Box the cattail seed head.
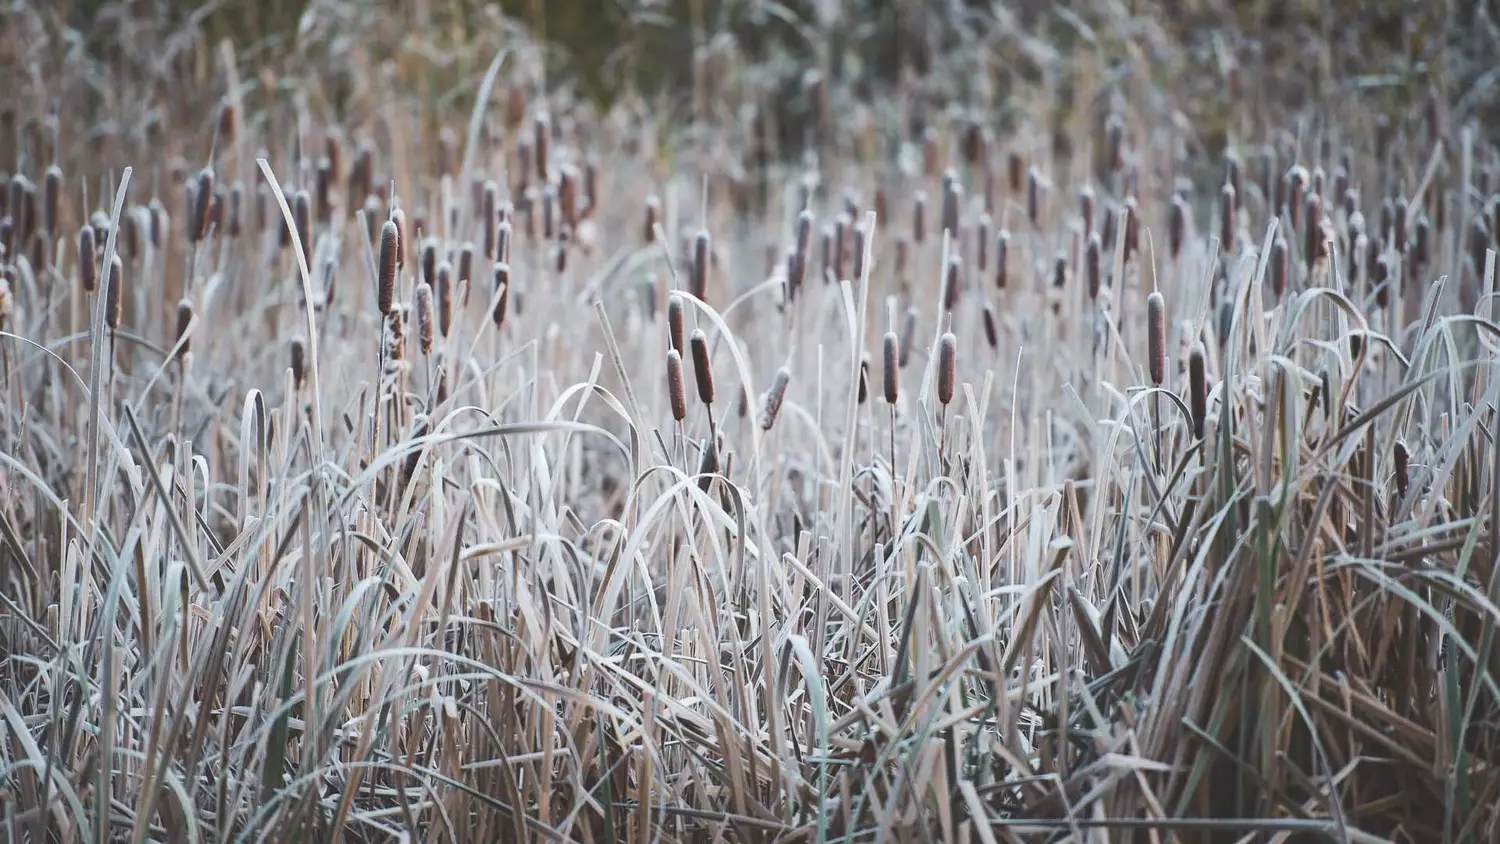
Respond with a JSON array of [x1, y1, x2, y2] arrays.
[[995, 229, 1010, 288], [667, 293, 685, 353], [1304, 193, 1324, 265], [1078, 184, 1096, 234], [1219, 182, 1237, 250], [696, 437, 719, 492], [492, 263, 511, 328], [941, 173, 962, 236], [1026, 166, 1043, 225], [1123, 195, 1141, 259], [1085, 232, 1103, 298], [899, 307, 917, 367], [1393, 440, 1409, 498], [857, 356, 870, 404], [77, 225, 97, 292], [290, 339, 306, 390], [760, 366, 791, 430], [1105, 114, 1124, 173], [1412, 214, 1430, 266], [943, 255, 962, 310], [691, 229, 710, 300], [377, 219, 399, 315], [315, 157, 333, 223], [419, 238, 437, 288], [175, 298, 193, 355], [982, 302, 998, 349], [1373, 252, 1392, 308], [191, 167, 215, 243], [851, 224, 867, 281], [883, 331, 899, 403], [1007, 151, 1025, 194], [292, 189, 312, 251], [666, 348, 687, 421], [42, 164, 61, 235], [976, 213, 992, 271], [534, 112, 551, 182], [227, 181, 245, 238], [1147, 291, 1167, 386], [689, 328, 715, 404], [1052, 250, 1068, 290], [1188, 342, 1207, 439], [1269, 237, 1289, 298], [644, 195, 660, 245], [435, 260, 454, 337], [936, 332, 957, 407], [912, 191, 927, 244], [1224, 152, 1242, 207], [458, 242, 475, 305], [1167, 195, 1186, 259], [104, 254, 123, 330], [415, 281, 435, 355]]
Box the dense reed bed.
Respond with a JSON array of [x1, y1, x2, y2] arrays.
[[1, 1, 1498, 842]]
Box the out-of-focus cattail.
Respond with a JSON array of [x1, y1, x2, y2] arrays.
[[1219, 182, 1237, 250], [899, 307, 917, 367], [105, 254, 123, 330], [435, 260, 454, 337], [458, 243, 475, 306], [1078, 184, 1096, 234], [761, 366, 791, 430], [667, 292, 685, 353], [1188, 342, 1207, 439], [1286, 165, 1308, 233], [292, 189, 312, 251], [559, 165, 580, 228], [922, 127, 941, 178], [7, 175, 24, 227], [943, 255, 962, 310], [541, 184, 557, 240], [1123, 195, 1141, 259], [226, 181, 245, 239], [976, 213, 992, 271], [666, 348, 687, 421], [415, 281, 435, 355], [0, 217, 11, 260], [0, 275, 10, 330], [696, 437, 719, 492], [390, 207, 408, 268], [534, 112, 551, 182], [19, 181, 35, 242], [1007, 151, 1024, 194], [936, 332, 957, 407], [1147, 290, 1166, 386], [982, 301, 998, 349], [1168, 194, 1186, 259], [1105, 114, 1125, 174], [175, 298, 193, 356], [1304, 193, 1323, 265], [290, 339, 306, 391], [43, 165, 61, 235], [437, 127, 456, 178], [995, 229, 1010, 288], [419, 238, 437, 288], [912, 191, 927, 244], [851, 224, 867, 281], [689, 328, 714, 404], [1393, 440, 1409, 498], [377, 219, 399, 315], [350, 140, 374, 204], [691, 229, 710, 301], [883, 331, 899, 403], [1026, 166, 1043, 226], [644, 195, 660, 244], [1085, 232, 1102, 298], [146, 200, 165, 251], [1469, 216, 1490, 280], [77, 225, 97, 292], [857, 356, 870, 404], [1225, 152, 1242, 208], [495, 219, 512, 265], [818, 224, 835, 284], [481, 181, 499, 259], [1270, 237, 1289, 298], [492, 263, 511, 328], [1412, 214, 1430, 266], [792, 208, 813, 290], [941, 172, 962, 236], [1394, 196, 1409, 249]]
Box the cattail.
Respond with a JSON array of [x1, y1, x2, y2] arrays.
[[666, 348, 687, 421], [1469, 216, 1489, 279], [559, 165, 580, 228], [995, 229, 1010, 288], [689, 328, 715, 404], [415, 282, 435, 354], [1105, 114, 1124, 173], [458, 243, 475, 306], [936, 332, 957, 407], [1286, 166, 1307, 233], [1224, 152, 1242, 208], [321, 254, 338, 310], [435, 261, 454, 337], [390, 207, 409, 268], [941, 173, 962, 236], [0, 217, 11, 261], [374, 219, 400, 316], [1052, 250, 1068, 291], [1304, 193, 1323, 265], [1269, 237, 1289, 298], [225, 181, 245, 238], [0, 276, 10, 330], [761, 367, 791, 430], [691, 229, 710, 300], [644, 195, 660, 244], [1393, 440, 1409, 498], [1219, 182, 1236, 250], [77, 225, 97, 292], [437, 127, 456, 178], [6, 175, 22, 228], [541, 185, 557, 240], [19, 182, 35, 243], [1412, 214, 1430, 266], [982, 302, 998, 349], [148, 200, 167, 250], [976, 213, 992, 271], [851, 224, 867, 281], [358, 195, 381, 246], [43, 164, 60, 235], [534, 112, 551, 182], [492, 263, 511, 328], [791, 209, 813, 290], [104, 254, 123, 330], [922, 127, 941, 178], [1026, 166, 1042, 226], [1373, 252, 1391, 308], [419, 238, 437, 288], [883, 331, 899, 403], [912, 191, 927, 244], [481, 181, 500, 259], [290, 339, 306, 391], [667, 293, 685, 353], [28, 230, 46, 273], [1007, 151, 1024, 194], [1085, 232, 1102, 298], [191, 167, 215, 243], [1167, 194, 1186, 259], [496, 219, 512, 265], [1147, 291, 1166, 386], [943, 255, 962, 310], [1188, 342, 1207, 439], [1123, 196, 1140, 259], [175, 298, 193, 355], [292, 189, 312, 251], [857, 357, 870, 404], [899, 307, 917, 367]]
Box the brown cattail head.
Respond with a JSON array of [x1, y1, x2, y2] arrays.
[[883, 331, 899, 403], [1269, 237, 1289, 298], [982, 301, 998, 348], [912, 191, 927, 244], [149, 200, 167, 250], [1147, 290, 1166, 386], [667, 292, 685, 353], [1026, 166, 1043, 226], [43, 164, 61, 235], [175, 298, 193, 355], [1393, 440, 1409, 498], [1123, 195, 1141, 259], [1007, 151, 1025, 194], [995, 228, 1010, 288], [689, 328, 715, 404], [420, 238, 437, 288], [851, 224, 867, 281], [1393, 196, 1409, 248], [0, 217, 11, 261], [1412, 214, 1431, 266], [1105, 114, 1124, 173], [377, 219, 399, 315], [936, 332, 957, 407], [28, 229, 47, 273], [312, 158, 332, 224], [541, 184, 557, 240], [77, 225, 97, 292], [1219, 182, 1237, 251], [1052, 250, 1068, 290], [492, 263, 511, 328], [435, 260, 454, 337], [191, 167, 215, 243], [899, 307, 917, 367], [559, 164, 580, 228], [1079, 230, 1100, 298], [791, 208, 813, 290], [391, 207, 408, 268], [941, 172, 962, 236], [943, 255, 962, 310], [533, 112, 551, 182], [458, 242, 475, 305], [481, 180, 499, 258], [1304, 193, 1324, 265], [290, 339, 306, 391], [691, 229, 710, 300], [117, 208, 141, 262], [292, 189, 312, 251], [1188, 342, 1207, 439], [1224, 151, 1242, 207], [1286, 165, 1307, 232], [1373, 251, 1392, 308], [350, 140, 374, 203], [976, 213, 992, 271], [666, 348, 687, 421], [105, 254, 123, 330], [415, 281, 435, 355], [761, 367, 791, 430], [495, 219, 513, 265], [644, 195, 660, 245], [857, 356, 870, 404], [1168, 195, 1186, 259], [227, 181, 245, 238]]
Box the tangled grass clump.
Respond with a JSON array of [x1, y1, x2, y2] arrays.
[[1, 1, 1499, 842]]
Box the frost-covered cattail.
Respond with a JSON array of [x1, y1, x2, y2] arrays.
[[912, 191, 927, 245], [458, 243, 475, 306], [1304, 193, 1324, 265], [1168, 194, 1186, 259], [104, 254, 123, 331], [851, 224, 867, 281], [1026, 166, 1043, 226], [482, 180, 499, 259], [43, 164, 61, 235], [420, 238, 437, 288], [883, 331, 899, 403], [415, 281, 435, 355], [791, 208, 813, 291], [1373, 252, 1392, 309], [1269, 237, 1289, 298], [995, 229, 1010, 289], [292, 189, 312, 251], [1105, 114, 1124, 174], [1147, 291, 1166, 386], [175, 298, 193, 356], [1007, 151, 1024, 194], [644, 195, 660, 245], [899, 307, 917, 367], [857, 356, 871, 404], [77, 225, 97, 292], [290, 339, 306, 391], [982, 301, 998, 349], [1123, 195, 1140, 259], [941, 171, 962, 236], [377, 219, 399, 316], [315, 157, 333, 223], [943, 255, 962, 311], [691, 229, 710, 301], [976, 213, 992, 271], [391, 207, 408, 268], [667, 292, 685, 354], [492, 262, 511, 328], [1393, 440, 1409, 499], [434, 261, 454, 338], [1188, 342, 1207, 439], [689, 328, 714, 404], [1412, 214, 1431, 267], [666, 348, 687, 422], [936, 332, 957, 407], [534, 112, 551, 182], [760, 367, 791, 430], [228, 182, 244, 238], [1219, 182, 1237, 250], [1085, 232, 1102, 299]]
